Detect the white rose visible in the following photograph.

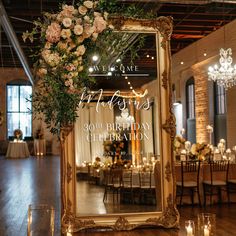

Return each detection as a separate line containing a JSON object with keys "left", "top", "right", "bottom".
{"left": 62, "top": 18, "right": 72, "bottom": 28}
{"left": 78, "top": 5, "right": 87, "bottom": 15}
{"left": 74, "top": 24, "right": 83, "bottom": 35}
{"left": 83, "top": 1, "right": 93, "bottom": 9}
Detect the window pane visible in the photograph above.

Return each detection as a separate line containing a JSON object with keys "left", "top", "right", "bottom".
{"left": 20, "top": 86, "right": 32, "bottom": 112}
{"left": 7, "top": 113, "right": 20, "bottom": 137}
{"left": 19, "top": 113, "right": 32, "bottom": 137}
{"left": 7, "top": 86, "right": 19, "bottom": 112}
{"left": 7, "top": 84, "right": 32, "bottom": 138}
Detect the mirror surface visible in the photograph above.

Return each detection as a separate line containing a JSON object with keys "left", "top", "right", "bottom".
{"left": 74, "top": 33, "right": 162, "bottom": 216}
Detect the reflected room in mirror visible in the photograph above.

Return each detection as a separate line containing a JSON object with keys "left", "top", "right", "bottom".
{"left": 74, "top": 33, "right": 162, "bottom": 216}
{"left": 60, "top": 17, "right": 178, "bottom": 233}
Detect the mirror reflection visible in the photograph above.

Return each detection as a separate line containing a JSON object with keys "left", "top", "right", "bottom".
{"left": 74, "top": 33, "right": 162, "bottom": 215}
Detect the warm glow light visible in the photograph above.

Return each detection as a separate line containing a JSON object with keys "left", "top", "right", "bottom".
{"left": 146, "top": 54, "right": 150, "bottom": 58}
{"left": 130, "top": 86, "right": 133, "bottom": 89}
{"left": 92, "top": 55, "right": 99, "bottom": 61}
{"left": 128, "top": 81, "right": 130, "bottom": 85}
{"left": 151, "top": 56, "right": 154, "bottom": 60}
{"left": 107, "top": 71, "right": 112, "bottom": 76}
{"left": 208, "top": 48, "right": 236, "bottom": 89}
{"left": 125, "top": 76, "right": 128, "bottom": 79}
{"left": 116, "top": 58, "right": 121, "bottom": 63}
{"left": 180, "top": 61, "right": 184, "bottom": 65}
{"left": 88, "top": 67, "right": 94, "bottom": 73}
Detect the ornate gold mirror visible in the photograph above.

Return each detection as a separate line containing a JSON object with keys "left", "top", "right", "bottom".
{"left": 60, "top": 17, "right": 179, "bottom": 233}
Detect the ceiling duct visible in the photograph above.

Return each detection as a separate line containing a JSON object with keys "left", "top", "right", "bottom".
{"left": 0, "top": 1, "right": 33, "bottom": 85}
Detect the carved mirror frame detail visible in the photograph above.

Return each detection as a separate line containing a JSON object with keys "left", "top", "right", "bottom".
{"left": 60, "top": 16, "right": 179, "bottom": 234}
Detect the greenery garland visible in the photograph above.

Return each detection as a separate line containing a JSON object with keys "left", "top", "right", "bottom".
{"left": 23, "top": 0, "right": 154, "bottom": 134}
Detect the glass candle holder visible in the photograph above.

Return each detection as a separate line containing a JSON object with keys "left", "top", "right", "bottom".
{"left": 197, "top": 213, "right": 216, "bottom": 236}
{"left": 185, "top": 220, "right": 195, "bottom": 236}
{"left": 27, "top": 204, "right": 55, "bottom": 236}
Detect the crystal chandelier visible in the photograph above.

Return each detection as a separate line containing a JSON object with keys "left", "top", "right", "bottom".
{"left": 115, "top": 108, "right": 135, "bottom": 129}
{"left": 208, "top": 48, "right": 236, "bottom": 89}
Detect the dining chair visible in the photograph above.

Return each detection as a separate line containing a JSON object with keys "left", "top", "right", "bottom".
{"left": 103, "top": 168, "right": 113, "bottom": 202}
{"left": 203, "top": 160, "right": 229, "bottom": 206}
{"left": 227, "top": 163, "right": 236, "bottom": 204}
{"left": 139, "top": 170, "right": 156, "bottom": 205}
{"left": 120, "top": 169, "right": 133, "bottom": 204}
{"left": 176, "top": 160, "right": 201, "bottom": 207}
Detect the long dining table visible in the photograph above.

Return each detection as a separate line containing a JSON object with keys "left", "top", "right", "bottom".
{"left": 175, "top": 162, "right": 236, "bottom": 205}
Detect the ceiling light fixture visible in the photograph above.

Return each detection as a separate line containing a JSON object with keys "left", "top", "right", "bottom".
{"left": 208, "top": 2, "right": 236, "bottom": 89}
{"left": 208, "top": 48, "right": 236, "bottom": 89}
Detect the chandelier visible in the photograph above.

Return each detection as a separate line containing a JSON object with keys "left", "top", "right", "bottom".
{"left": 208, "top": 48, "right": 236, "bottom": 89}
{"left": 115, "top": 108, "right": 135, "bottom": 129}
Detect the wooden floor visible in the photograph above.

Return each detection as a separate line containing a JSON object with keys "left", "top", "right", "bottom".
{"left": 0, "top": 155, "right": 236, "bottom": 236}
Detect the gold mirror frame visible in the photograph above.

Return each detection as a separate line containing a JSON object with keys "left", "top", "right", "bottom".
{"left": 60, "top": 16, "right": 178, "bottom": 234}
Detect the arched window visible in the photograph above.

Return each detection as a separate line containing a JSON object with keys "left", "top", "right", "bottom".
{"left": 186, "top": 77, "right": 196, "bottom": 143}
{"left": 186, "top": 78, "right": 195, "bottom": 119}
{"left": 7, "top": 80, "right": 32, "bottom": 139}
{"left": 214, "top": 84, "right": 227, "bottom": 143}
{"left": 215, "top": 84, "right": 226, "bottom": 115}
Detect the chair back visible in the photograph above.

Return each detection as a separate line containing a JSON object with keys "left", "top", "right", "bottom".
{"left": 122, "top": 169, "right": 133, "bottom": 188}
{"left": 111, "top": 168, "right": 123, "bottom": 187}
{"left": 181, "top": 160, "right": 201, "bottom": 185}
{"left": 139, "top": 170, "right": 152, "bottom": 188}
{"left": 209, "top": 160, "right": 229, "bottom": 183}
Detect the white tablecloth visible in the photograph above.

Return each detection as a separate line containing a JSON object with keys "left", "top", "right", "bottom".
{"left": 6, "top": 141, "right": 30, "bottom": 158}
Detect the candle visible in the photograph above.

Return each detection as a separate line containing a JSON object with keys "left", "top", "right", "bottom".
{"left": 186, "top": 225, "right": 193, "bottom": 236}
{"left": 204, "top": 225, "right": 210, "bottom": 236}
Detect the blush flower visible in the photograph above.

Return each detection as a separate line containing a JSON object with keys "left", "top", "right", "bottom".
{"left": 62, "top": 17, "right": 72, "bottom": 28}
{"left": 78, "top": 5, "right": 87, "bottom": 15}
{"left": 46, "top": 22, "right": 61, "bottom": 43}
{"left": 61, "top": 29, "right": 71, "bottom": 39}
{"left": 93, "top": 16, "right": 107, "bottom": 33}
{"left": 83, "top": 1, "right": 93, "bottom": 9}
{"left": 74, "top": 24, "right": 83, "bottom": 35}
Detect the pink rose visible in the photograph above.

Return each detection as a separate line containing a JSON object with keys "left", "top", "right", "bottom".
{"left": 46, "top": 22, "right": 61, "bottom": 43}
{"left": 74, "top": 24, "right": 83, "bottom": 35}
{"left": 78, "top": 5, "right": 87, "bottom": 15}
{"left": 84, "top": 1, "right": 93, "bottom": 9}
{"left": 83, "top": 24, "right": 95, "bottom": 38}
{"left": 62, "top": 18, "right": 72, "bottom": 28}
{"left": 93, "top": 16, "right": 107, "bottom": 33}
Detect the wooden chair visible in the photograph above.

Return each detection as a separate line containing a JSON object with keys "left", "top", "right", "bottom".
{"left": 203, "top": 160, "right": 229, "bottom": 206}
{"left": 227, "top": 164, "right": 236, "bottom": 204}
{"left": 176, "top": 160, "right": 201, "bottom": 207}
{"left": 139, "top": 170, "right": 156, "bottom": 205}
{"left": 103, "top": 168, "right": 122, "bottom": 202}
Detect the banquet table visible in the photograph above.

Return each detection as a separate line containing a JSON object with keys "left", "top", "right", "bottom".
{"left": 6, "top": 141, "right": 30, "bottom": 158}
{"left": 175, "top": 162, "right": 236, "bottom": 204}
{"left": 34, "top": 139, "right": 46, "bottom": 156}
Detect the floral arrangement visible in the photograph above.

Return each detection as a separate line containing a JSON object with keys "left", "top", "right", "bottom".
{"left": 103, "top": 139, "right": 126, "bottom": 162}
{"left": 14, "top": 129, "right": 23, "bottom": 140}
{"left": 173, "top": 135, "right": 186, "bottom": 154}
{"left": 190, "top": 142, "right": 212, "bottom": 161}
{"left": 23, "top": 0, "right": 156, "bottom": 134}
{"left": 23, "top": 1, "right": 112, "bottom": 133}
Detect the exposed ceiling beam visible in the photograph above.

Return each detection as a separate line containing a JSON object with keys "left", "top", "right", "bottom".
{"left": 0, "top": 0, "right": 33, "bottom": 84}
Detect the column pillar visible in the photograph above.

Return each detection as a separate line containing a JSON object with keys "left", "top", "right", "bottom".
{"left": 192, "top": 67, "right": 210, "bottom": 143}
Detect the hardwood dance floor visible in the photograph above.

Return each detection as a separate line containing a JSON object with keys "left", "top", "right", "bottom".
{"left": 0, "top": 155, "right": 236, "bottom": 236}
